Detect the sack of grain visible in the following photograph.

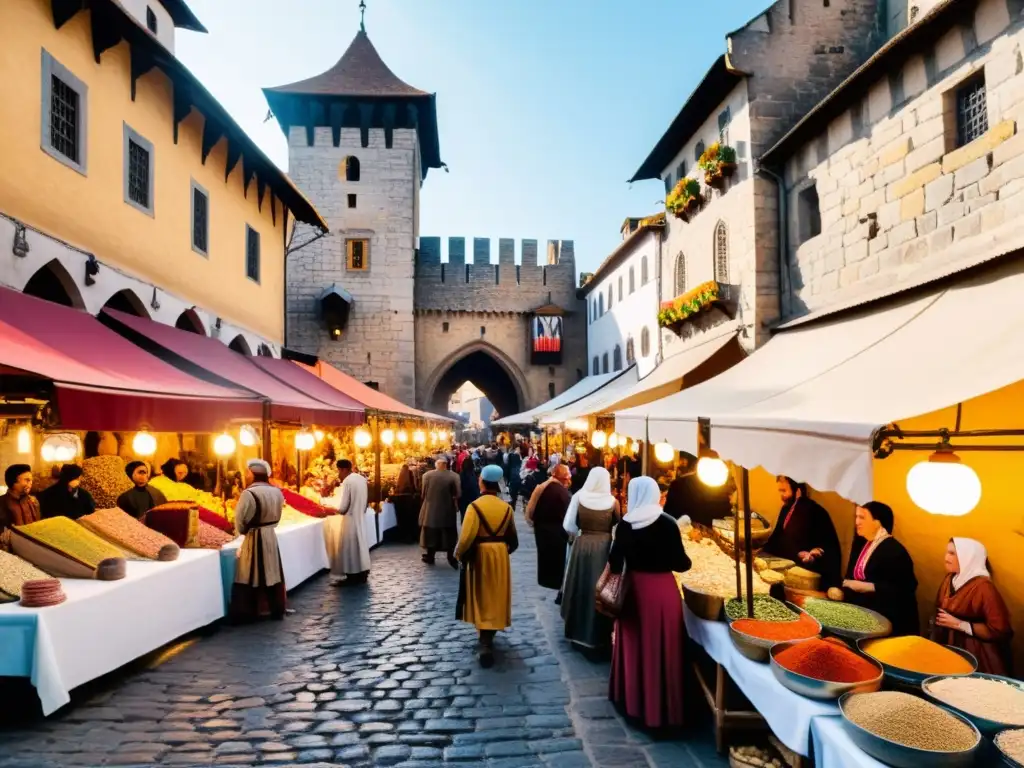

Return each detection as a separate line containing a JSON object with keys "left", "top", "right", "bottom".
{"left": 80, "top": 456, "right": 133, "bottom": 509}
{"left": 784, "top": 566, "right": 821, "bottom": 591}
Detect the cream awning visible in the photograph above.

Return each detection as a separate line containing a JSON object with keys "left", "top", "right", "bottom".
{"left": 615, "top": 258, "right": 1024, "bottom": 504}
{"left": 491, "top": 371, "right": 622, "bottom": 426}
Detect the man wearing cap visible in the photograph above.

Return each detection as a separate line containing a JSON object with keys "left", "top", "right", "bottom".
{"left": 419, "top": 457, "right": 461, "bottom": 568}
{"left": 328, "top": 459, "right": 371, "bottom": 586}
{"left": 116, "top": 461, "right": 168, "bottom": 519}
{"left": 230, "top": 458, "right": 286, "bottom": 622}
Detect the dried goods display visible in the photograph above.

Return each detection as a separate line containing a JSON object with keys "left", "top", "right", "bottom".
{"left": 80, "top": 456, "right": 133, "bottom": 509}
{"left": 732, "top": 612, "right": 820, "bottom": 642}
{"left": 149, "top": 475, "right": 231, "bottom": 523}
{"left": 10, "top": 518, "right": 126, "bottom": 580}
{"left": 198, "top": 506, "right": 235, "bottom": 534}
{"left": 281, "top": 488, "right": 332, "bottom": 518}
{"left": 924, "top": 676, "right": 1024, "bottom": 726}
{"left": 678, "top": 526, "right": 768, "bottom": 597}
{"left": 861, "top": 636, "right": 975, "bottom": 676}
{"left": 279, "top": 505, "right": 313, "bottom": 527}
{"left": 143, "top": 502, "right": 200, "bottom": 548}
{"left": 79, "top": 508, "right": 180, "bottom": 561}
{"left": 799, "top": 598, "right": 885, "bottom": 633}
{"left": 194, "top": 521, "right": 236, "bottom": 549}
{"left": 0, "top": 550, "right": 52, "bottom": 600}
{"left": 728, "top": 745, "right": 785, "bottom": 768}
{"left": 843, "top": 691, "right": 978, "bottom": 752}
{"left": 784, "top": 566, "right": 821, "bottom": 591}
{"left": 996, "top": 729, "right": 1024, "bottom": 764}
{"left": 725, "top": 595, "right": 796, "bottom": 622}
{"left": 774, "top": 638, "right": 879, "bottom": 684}
{"left": 19, "top": 578, "right": 66, "bottom": 608}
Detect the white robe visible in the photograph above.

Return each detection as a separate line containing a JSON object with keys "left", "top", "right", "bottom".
{"left": 328, "top": 473, "right": 371, "bottom": 576}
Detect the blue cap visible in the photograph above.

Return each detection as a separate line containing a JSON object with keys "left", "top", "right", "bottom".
{"left": 481, "top": 465, "right": 503, "bottom": 483}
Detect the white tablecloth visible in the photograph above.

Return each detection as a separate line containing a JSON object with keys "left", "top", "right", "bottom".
{"left": 363, "top": 506, "right": 378, "bottom": 549}
{"left": 684, "top": 605, "right": 838, "bottom": 756}
{"left": 811, "top": 716, "right": 887, "bottom": 768}
{"left": 322, "top": 508, "right": 377, "bottom": 567}
{"left": 221, "top": 518, "right": 328, "bottom": 599}
{"left": 379, "top": 501, "right": 397, "bottom": 539}
{"left": 0, "top": 550, "right": 224, "bottom": 716}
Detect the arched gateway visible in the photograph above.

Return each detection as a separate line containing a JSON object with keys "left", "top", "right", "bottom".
{"left": 421, "top": 341, "right": 529, "bottom": 419}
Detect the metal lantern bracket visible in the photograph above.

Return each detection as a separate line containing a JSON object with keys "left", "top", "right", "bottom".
{"left": 872, "top": 403, "right": 1024, "bottom": 458}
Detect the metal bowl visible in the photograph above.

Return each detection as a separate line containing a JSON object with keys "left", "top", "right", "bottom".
{"left": 838, "top": 692, "right": 982, "bottom": 768}
{"left": 768, "top": 639, "right": 883, "bottom": 700}
{"left": 995, "top": 729, "right": 1024, "bottom": 768}
{"left": 681, "top": 585, "right": 725, "bottom": 622}
{"left": 798, "top": 601, "right": 892, "bottom": 642}
{"left": 922, "top": 674, "right": 1024, "bottom": 737}
{"left": 728, "top": 606, "right": 822, "bottom": 663}
{"left": 857, "top": 639, "right": 978, "bottom": 687}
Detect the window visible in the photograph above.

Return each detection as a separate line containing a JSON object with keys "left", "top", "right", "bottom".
{"left": 674, "top": 252, "right": 686, "bottom": 296}
{"left": 613, "top": 345, "right": 623, "bottom": 371}
{"left": 641, "top": 327, "right": 651, "bottom": 357}
{"left": 347, "top": 239, "right": 370, "bottom": 271}
{"left": 548, "top": 382, "right": 556, "bottom": 399}
{"left": 629, "top": 267, "right": 635, "bottom": 294}
{"left": 593, "top": 356, "right": 600, "bottom": 375}
{"left": 41, "top": 50, "right": 88, "bottom": 174}
{"left": 618, "top": 276, "right": 623, "bottom": 302}
{"left": 695, "top": 140, "right": 705, "bottom": 163}
{"left": 797, "top": 183, "right": 822, "bottom": 243}
{"left": 480, "top": 326, "right": 486, "bottom": 337}
{"left": 123, "top": 124, "right": 154, "bottom": 215}
{"left": 608, "top": 285, "right": 613, "bottom": 310}
{"left": 641, "top": 256, "right": 649, "bottom": 285}
{"left": 602, "top": 353, "right": 609, "bottom": 374}
{"left": 191, "top": 181, "right": 209, "bottom": 256}
{"left": 676, "top": 161, "right": 686, "bottom": 183}
{"left": 956, "top": 74, "right": 988, "bottom": 148}
{"left": 664, "top": 176, "right": 673, "bottom": 196}
{"left": 626, "top": 337, "right": 635, "bottom": 365}
{"left": 598, "top": 293, "right": 604, "bottom": 316}
{"left": 146, "top": 6, "right": 158, "bottom": 33}
{"left": 245, "top": 226, "right": 260, "bottom": 283}
{"left": 714, "top": 221, "right": 729, "bottom": 284}
{"left": 344, "top": 156, "right": 361, "bottom": 182}
{"left": 347, "top": 193, "right": 357, "bottom": 209}
{"left": 442, "top": 322, "right": 449, "bottom": 333}
{"left": 718, "top": 107, "right": 731, "bottom": 143}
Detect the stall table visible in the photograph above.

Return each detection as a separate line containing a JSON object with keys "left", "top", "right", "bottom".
{"left": 378, "top": 501, "right": 398, "bottom": 544}
{"left": 0, "top": 550, "right": 224, "bottom": 715}
{"left": 810, "top": 716, "right": 887, "bottom": 768}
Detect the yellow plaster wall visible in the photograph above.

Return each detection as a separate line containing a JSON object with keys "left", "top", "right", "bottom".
{"left": 0, "top": 1, "right": 286, "bottom": 343}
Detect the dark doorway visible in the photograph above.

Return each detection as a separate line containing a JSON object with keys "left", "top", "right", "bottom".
{"left": 429, "top": 350, "right": 521, "bottom": 419}
{"left": 229, "top": 335, "right": 253, "bottom": 355}
{"left": 22, "top": 260, "right": 83, "bottom": 308}
{"left": 102, "top": 289, "right": 148, "bottom": 317}
{"left": 175, "top": 309, "right": 205, "bottom": 335}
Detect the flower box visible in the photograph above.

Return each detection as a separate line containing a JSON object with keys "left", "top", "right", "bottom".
{"left": 666, "top": 177, "right": 703, "bottom": 219}
{"left": 699, "top": 143, "right": 738, "bottom": 189}
{"left": 657, "top": 281, "right": 720, "bottom": 328}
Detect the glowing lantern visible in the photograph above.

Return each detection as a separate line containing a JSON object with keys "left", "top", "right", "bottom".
{"left": 132, "top": 431, "right": 157, "bottom": 457}
{"left": 354, "top": 429, "right": 372, "bottom": 448}
{"left": 608, "top": 433, "right": 620, "bottom": 449}
{"left": 906, "top": 449, "right": 981, "bottom": 516}
{"left": 696, "top": 448, "right": 729, "bottom": 487}
{"left": 16, "top": 426, "right": 31, "bottom": 455}
{"left": 398, "top": 430, "right": 409, "bottom": 444}
{"left": 295, "top": 430, "right": 316, "bottom": 451}
{"left": 590, "top": 430, "right": 607, "bottom": 449}
{"left": 41, "top": 434, "right": 79, "bottom": 463}
{"left": 654, "top": 441, "right": 675, "bottom": 464}
{"left": 214, "top": 433, "right": 237, "bottom": 457}
{"left": 381, "top": 429, "right": 395, "bottom": 446}
{"left": 413, "top": 430, "right": 426, "bottom": 445}
{"left": 314, "top": 429, "right": 325, "bottom": 443}
{"left": 239, "top": 425, "right": 259, "bottom": 447}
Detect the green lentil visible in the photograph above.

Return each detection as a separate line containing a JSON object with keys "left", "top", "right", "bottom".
{"left": 803, "top": 598, "right": 883, "bottom": 632}
{"left": 725, "top": 595, "right": 797, "bottom": 622}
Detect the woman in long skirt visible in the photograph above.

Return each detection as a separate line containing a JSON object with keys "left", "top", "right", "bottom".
{"left": 608, "top": 476, "right": 691, "bottom": 730}
{"left": 561, "top": 467, "right": 618, "bottom": 649}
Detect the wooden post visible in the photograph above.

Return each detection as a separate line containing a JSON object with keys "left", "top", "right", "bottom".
{"left": 642, "top": 419, "right": 650, "bottom": 477}
{"left": 260, "top": 401, "right": 271, "bottom": 462}
{"left": 734, "top": 464, "right": 742, "bottom": 603}
{"left": 743, "top": 465, "right": 754, "bottom": 618}
{"left": 372, "top": 413, "right": 382, "bottom": 509}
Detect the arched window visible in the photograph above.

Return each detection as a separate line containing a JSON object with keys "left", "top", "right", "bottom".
{"left": 626, "top": 337, "right": 635, "bottom": 364}
{"left": 629, "top": 267, "right": 635, "bottom": 294}
{"left": 608, "top": 285, "right": 613, "bottom": 310}
{"left": 695, "top": 140, "right": 705, "bottom": 163}
{"left": 598, "top": 293, "right": 604, "bottom": 316}
{"left": 640, "top": 327, "right": 651, "bottom": 357}
{"left": 602, "top": 353, "right": 609, "bottom": 374}
{"left": 613, "top": 345, "right": 623, "bottom": 371}
{"left": 714, "top": 220, "right": 729, "bottom": 283}
{"left": 674, "top": 251, "right": 686, "bottom": 296}
{"left": 641, "top": 256, "right": 649, "bottom": 285}
{"left": 343, "top": 156, "right": 360, "bottom": 182}
{"left": 618, "top": 276, "right": 623, "bottom": 302}
{"left": 593, "top": 356, "right": 600, "bottom": 375}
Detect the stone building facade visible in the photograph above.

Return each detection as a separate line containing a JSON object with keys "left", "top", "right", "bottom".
{"left": 765, "top": 0, "right": 1024, "bottom": 318}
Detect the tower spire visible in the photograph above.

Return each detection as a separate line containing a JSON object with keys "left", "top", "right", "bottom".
{"left": 359, "top": 0, "right": 366, "bottom": 32}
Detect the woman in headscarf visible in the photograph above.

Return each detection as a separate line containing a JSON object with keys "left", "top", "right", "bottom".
{"left": 38, "top": 464, "right": 95, "bottom": 520}
{"left": 608, "top": 476, "right": 691, "bottom": 731}
{"left": 931, "top": 538, "right": 1013, "bottom": 675}
{"left": 841, "top": 501, "right": 919, "bottom": 637}
{"left": 525, "top": 464, "right": 572, "bottom": 590}
{"left": 560, "top": 467, "right": 619, "bottom": 650}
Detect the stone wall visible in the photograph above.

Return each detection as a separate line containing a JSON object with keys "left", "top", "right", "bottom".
{"left": 783, "top": 0, "right": 1024, "bottom": 315}
{"left": 286, "top": 126, "right": 418, "bottom": 404}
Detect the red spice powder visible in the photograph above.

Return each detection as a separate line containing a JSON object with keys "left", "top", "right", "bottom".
{"left": 733, "top": 612, "right": 819, "bottom": 641}
{"left": 775, "top": 638, "right": 879, "bottom": 683}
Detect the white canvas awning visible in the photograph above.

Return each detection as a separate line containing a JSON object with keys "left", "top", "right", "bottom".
{"left": 491, "top": 371, "right": 620, "bottom": 426}
{"left": 616, "top": 257, "right": 1024, "bottom": 504}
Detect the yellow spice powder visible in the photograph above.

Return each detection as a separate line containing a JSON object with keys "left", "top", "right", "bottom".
{"left": 862, "top": 636, "right": 974, "bottom": 675}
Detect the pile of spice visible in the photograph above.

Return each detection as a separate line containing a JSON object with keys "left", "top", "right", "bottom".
{"left": 801, "top": 598, "right": 884, "bottom": 633}
{"left": 996, "top": 729, "right": 1024, "bottom": 764}
{"left": 862, "top": 636, "right": 974, "bottom": 675}
{"left": 925, "top": 677, "right": 1024, "bottom": 726}
{"left": 732, "top": 612, "right": 819, "bottom": 642}
{"left": 726, "top": 595, "right": 796, "bottom": 622}
{"left": 774, "top": 638, "right": 879, "bottom": 683}
{"left": 843, "top": 691, "right": 977, "bottom": 752}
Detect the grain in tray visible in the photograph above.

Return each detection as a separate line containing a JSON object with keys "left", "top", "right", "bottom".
{"left": 0, "top": 550, "right": 52, "bottom": 598}
{"left": 925, "top": 676, "right": 1024, "bottom": 726}
{"left": 843, "top": 691, "right": 977, "bottom": 752}
{"left": 79, "top": 508, "right": 180, "bottom": 561}
{"left": 996, "top": 729, "right": 1024, "bottom": 764}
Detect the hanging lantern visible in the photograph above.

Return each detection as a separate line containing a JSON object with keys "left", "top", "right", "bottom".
{"left": 41, "top": 433, "right": 80, "bottom": 463}
{"left": 295, "top": 430, "right": 316, "bottom": 451}
{"left": 590, "top": 430, "right": 607, "bottom": 449}
{"left": 608, "top": 432, "right": 620, "bottom": 449}
{"left": 653, "top": 441, "right": 675, "bottom": 464}
{"left": 413, "top": 430, "right": 426, "bottom": 445}
{"left": 381, "top": 429, "right": 395, "bottom": 446}
{"left": 213, "top": 432, "right": 237, "bottom": 457}
{"left": 438, "top": 429, "right": 448, "bottom": 443}
{"left": 354, "top": 428, "right": 372, "bottom": 448}
{"left": 906, "top": 448, "right": 981, "bottom": 516}
{"left": 398, "top": 430, "right": 409, "bottom": 444}
{"left": 239, "top": 424, "right": 259, "bottom": 447}
{"left": 314, "top": 429, "right": 325, "bottom": 443}
{"left": 16, "top": 426, "right": 31, "bottom": 455}
{"left": 565, "top": 418, "right": 589, "bottom": 434}
{"left": 630, "top": 440, "right": 641, "bottom": 454}
{"left": 132, "top": 431, "right": 157, "bottom": 457}
{"left": 696, "top": 447, "right": 729, "bottom": 487}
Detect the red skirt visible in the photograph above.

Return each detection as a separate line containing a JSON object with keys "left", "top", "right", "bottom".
{"left": 609, "top": 571, "right": 685, "bottom": 729}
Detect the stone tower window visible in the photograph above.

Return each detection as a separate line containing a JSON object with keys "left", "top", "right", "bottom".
{"left": 640, "top": 327, "right": 651, "bottom": 358}
{"left": 714, "top": 221, "right": 729, "bottom": 284}
{"left": 442, "top": 322, "right": 449, "bottom": 333}
{"left": 629, "top": 267, "right": 635, "bottom": 294}
{"left": 955, "top": 74, "right": 988, "bottom": 148}
{"left": 602, "top": 353, "right": 609, "bottom": 374}
{"left": 598, "top": 293, "right": 604, "bottom": 316}
{"left": 342, "top": 156, "right": 360, "bottom": 182}
{"left": 618, "top": 276, "right": 623, "bottom": 302}
{"left": 347, "top": 193, "right": 357, "bottom": 208}
{"left": 593, "top": 356, "right": 600, "bottom": 375}
{"left": 347, "top": 238, "right": 369, "bottom": 271}
{"left": 674, "top": 252, "right": 686, "bottom": 296}
{"left": 797, "top": 184, "right": 822, "bottom": 243}
{"left": 608, "top": 285, "right": 613, "bottom": 310}
{"left": 626, "top": 337, "right": 635, "bottom": 365}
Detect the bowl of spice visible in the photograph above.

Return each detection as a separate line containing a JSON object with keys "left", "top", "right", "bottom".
{"left": 797, "top": 598, "right": 892, "bottom": 641}
{"left": 725, "top": 595, "right": 797, "bottom": 623}
{"left": 996, "top": 729, "right": 1024, "bottom": 768}
{"left": 769, "top": 638, "right": 883, "bottom": 700}
{"left": 858, "top": 636, "right": 977, "bottom": 686}
{"left": 922, "top": 674, "right": 1024, "bottom": 736}
{"left": 729, "top": 610, "right": 821, "bottom": 663}
{"left": 839, "top": 691, "right": 981, "bottom": 768}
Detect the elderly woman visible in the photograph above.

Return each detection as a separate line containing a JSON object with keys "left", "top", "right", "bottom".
{"left": 230, "top": 459, "right": 286, "bottom": 623}
{"left": 931, "top": 538, "right": 1013, "bottom": 676}
{"left": 841, "top": 501, "right": 919, "bottom": 637}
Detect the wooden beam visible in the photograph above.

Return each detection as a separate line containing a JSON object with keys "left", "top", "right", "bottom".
{"left": 129, "top": 46, "right": 155, "bottom": 101}
{"left": 89, "top": 3, "right": 121, "bottom": 63}
{"left": 51, "top": 0, "right": 85, "bottom": 30}
{"left": 172, "top": 86, "right": 191, "bottom": 144}
{"left": 201, "top": 117, "right": 224, "bottom": 165}
{"left": 224, "top": 141, "right": 242, "bottom": 183}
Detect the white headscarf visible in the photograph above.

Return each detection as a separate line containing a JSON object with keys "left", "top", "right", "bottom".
{"left": 952, "top": 537, "right": 990, "bottom": 592}
{"left": 563, "top": 467, "right": 615, "bottom": 535}
{"left": 623, "top": 476, "right": 662, "bottom": 529}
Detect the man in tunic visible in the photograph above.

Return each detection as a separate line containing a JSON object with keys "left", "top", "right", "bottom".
{"left": 1, "top": 464, "right": 40, "bottom": 532}
{"left": 329, "top": 459, "right": 371, "bottom": 586}
{"left": 116, "top": 461, "right": 168, "bottom": 519}
{"left": 230, "top": 459, "right": 286, "bottom": 623}
{"left": 763, "top": 476, "right": 842, "bottom": 587}
{"left": 419, "top": 457, "right": 460, "bottom": 568}
{"left": 525, "top": 463, "right": 572, "bottom": 590}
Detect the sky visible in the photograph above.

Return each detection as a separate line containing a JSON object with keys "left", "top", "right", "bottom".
{"left": 176, "top": 0, "right": 770, "bottom": 275}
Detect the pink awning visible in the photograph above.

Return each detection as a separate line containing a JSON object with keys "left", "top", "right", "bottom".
{"left": 0, "top": 288, "right": 262, "bottom": 431}
{"left": 297, "top": 360, "right": 451, "bottom": 421}
{"left": 101, "top": 310, "right": 364, "bottom": 427}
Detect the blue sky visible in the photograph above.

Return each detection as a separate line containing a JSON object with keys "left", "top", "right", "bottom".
{"left": 177, "top": 0, "right": 770, "bottom": 274}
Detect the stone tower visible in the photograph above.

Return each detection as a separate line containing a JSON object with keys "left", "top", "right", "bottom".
{"left": 263, "top": 25, "right": 442, "bottom": 404}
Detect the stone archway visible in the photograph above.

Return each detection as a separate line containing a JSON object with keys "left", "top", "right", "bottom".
{"left": 22, "top": 259, "right": 85, "bottom": 309}
{"left": 422, "top": 341, "right": 529, "bottom": 420}
{"left": 228, "top": 335, "right": 253, "bottom": 355}
{"left": 102, "top": 289, "right": 150, "bottom": 318}
{"left": 175, "top": 309, "right": 206, "bottom": 335}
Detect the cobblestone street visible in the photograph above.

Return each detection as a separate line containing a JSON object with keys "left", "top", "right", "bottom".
{"left": 0, "top": 509, "right": 727, "bottom": 768}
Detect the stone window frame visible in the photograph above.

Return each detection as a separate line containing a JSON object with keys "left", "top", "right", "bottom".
{"left": 602, "top": 352, "right": 609, "bottom": 374}
{"left": 674, "top": 251, "right": 687, "bottom": 296}
{"left": 593, "top": 356, "right": 600, "bottom": 376}
{"left": 343, "top": 155, "right": 361, "bottom": 182}
{"left": 694, "top": 140, "right": 705, "bottom": 163}
{"left": 942, "top": 70, "right": 989, "bottom": 152}
{"left": 617, "top": 275, "right": 623, "bottom": 302}
{"left": 346, "top": 238, "right": 370, "bottom": 271}
{"left": 641, "top": 256, "right": 649, "bottom": 285}
{"left": 41, "top": 49, "right": 88, "bottom": 176}
{"left": 613, "top": 345, "right": 623, "bottom": 371}
{"left": 626, "top": 336, "right": 635, "bottom": 364}
{"left": 794, "top": 178, "right": 822, "bottom": 246}
{"left": 713, "top": 220, "right": 729, "bottom": 284}
{"left": 190, "top": 179, "right": 209, "bottom": 257}
{"left": 640, "top": 327, "right": 651, "bottom": 358}
{"left": 123, "top": 122, "right": 155, "bottom": 217}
